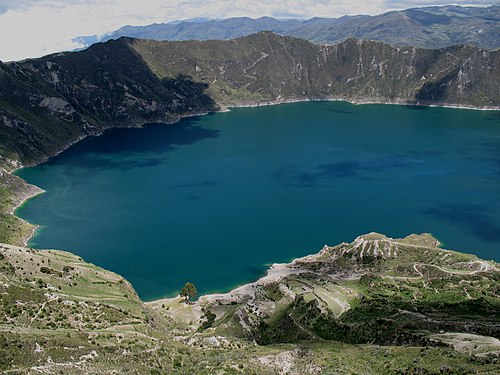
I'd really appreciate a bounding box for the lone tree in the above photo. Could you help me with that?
[180,282,197,303]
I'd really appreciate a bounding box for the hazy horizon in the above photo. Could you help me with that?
[0,1,497,62]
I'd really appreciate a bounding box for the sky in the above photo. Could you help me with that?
[0,0,497,61]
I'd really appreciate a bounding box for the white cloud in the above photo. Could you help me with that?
[0,0,496,61]
[384,0,496,7]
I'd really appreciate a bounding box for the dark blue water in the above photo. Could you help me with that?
[16,102,500,300]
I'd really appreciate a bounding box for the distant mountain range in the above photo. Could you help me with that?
[74,5,500,50]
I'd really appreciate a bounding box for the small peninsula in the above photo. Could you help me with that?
[1,230,499,373]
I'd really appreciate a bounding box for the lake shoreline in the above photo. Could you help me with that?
[11,187,44,247]
[6,97,500,252]
[223,96,500,112]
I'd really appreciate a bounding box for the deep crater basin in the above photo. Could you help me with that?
[16,101,500,300]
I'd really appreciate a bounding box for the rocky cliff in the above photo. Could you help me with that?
[0,40,217,169]
[131,32,499,107]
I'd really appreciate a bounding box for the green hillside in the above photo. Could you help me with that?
[1,230,498,373]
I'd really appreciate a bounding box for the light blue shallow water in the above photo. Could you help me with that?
[16,101,500,300]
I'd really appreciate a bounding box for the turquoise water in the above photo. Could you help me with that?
[16,101,500,300]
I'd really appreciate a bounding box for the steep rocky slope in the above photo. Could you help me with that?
[131,32,499,107]
[0,40,217,170]
[0,32,498,170]
[1,234,498,373]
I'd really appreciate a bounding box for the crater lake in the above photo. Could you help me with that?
[16,101,500,300]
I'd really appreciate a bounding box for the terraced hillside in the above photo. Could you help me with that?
[158,233,500,347]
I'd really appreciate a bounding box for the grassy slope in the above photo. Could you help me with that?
[1,242,499,374]
[0,243,273,374]
[130,33,499,108]
[0,168,498,373]
[0,187,30,246]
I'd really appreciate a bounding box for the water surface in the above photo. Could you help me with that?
[16,102,500,300]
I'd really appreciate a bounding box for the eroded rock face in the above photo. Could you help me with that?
[130,33,499,108]
[0,43,218,167]
[38,97,76,116]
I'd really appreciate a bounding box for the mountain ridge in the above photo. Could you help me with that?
[0,32,498,172]
[74,5,500,51]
